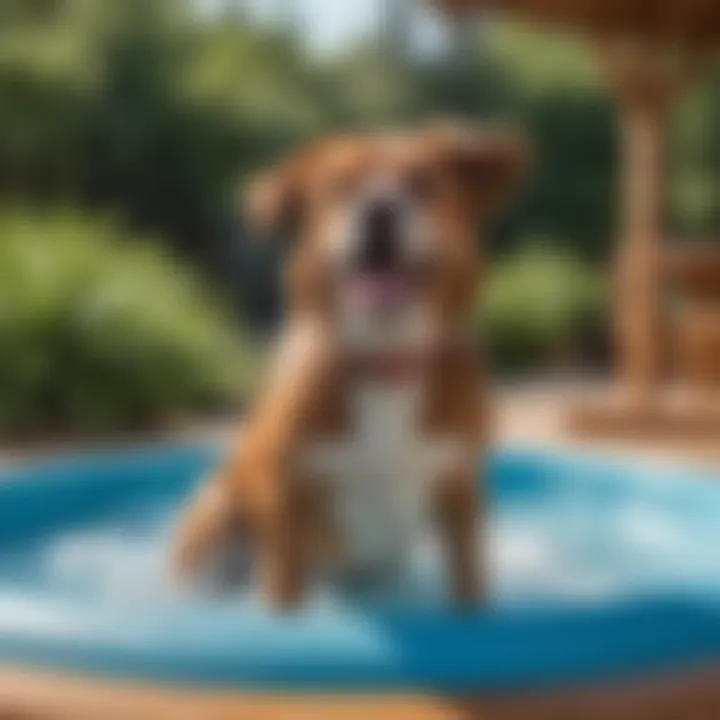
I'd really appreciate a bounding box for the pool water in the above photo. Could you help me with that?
[0,444,719,690]
[1,447,719,608]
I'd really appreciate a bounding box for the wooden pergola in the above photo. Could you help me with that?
[436,0,720,437]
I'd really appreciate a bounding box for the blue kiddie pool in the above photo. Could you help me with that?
[1,443,720,713]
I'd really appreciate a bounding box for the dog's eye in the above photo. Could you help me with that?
[407,168,440,201]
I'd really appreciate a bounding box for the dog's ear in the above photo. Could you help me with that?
[245,154,308,237]
[429,122,527,218]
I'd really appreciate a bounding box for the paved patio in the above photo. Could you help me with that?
[499,384,720,468]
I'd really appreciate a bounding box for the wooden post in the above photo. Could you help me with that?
[615,89,667,405]
[599,40,687,407]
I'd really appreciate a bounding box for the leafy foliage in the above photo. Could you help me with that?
[481,243,608,369]
[0,209,244,436]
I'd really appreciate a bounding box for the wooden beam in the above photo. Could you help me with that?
[596,39,694,405]
[431,1,720,47]
[615,91,667,402]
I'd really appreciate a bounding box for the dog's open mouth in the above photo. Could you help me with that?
[347,272,410,313]
[342,268,426,316]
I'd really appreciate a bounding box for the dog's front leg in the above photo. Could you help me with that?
[173,474,234,583]
[435,470,482,608]
[261,478,309,610]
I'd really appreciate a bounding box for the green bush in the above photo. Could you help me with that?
[480,243,608,370]
[0,209,247,437]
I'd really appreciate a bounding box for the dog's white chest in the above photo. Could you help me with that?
[303,382,464,567]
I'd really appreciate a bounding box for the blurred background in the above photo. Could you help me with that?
[0,0,717,442]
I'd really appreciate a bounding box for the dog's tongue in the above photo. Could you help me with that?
[348,273,410,313]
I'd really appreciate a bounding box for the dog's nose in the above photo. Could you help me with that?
[359,200,401,272]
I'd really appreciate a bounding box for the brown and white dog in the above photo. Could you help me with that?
[172,122,524,609]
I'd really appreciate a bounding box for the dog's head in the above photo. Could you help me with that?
[248,123,525,353]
